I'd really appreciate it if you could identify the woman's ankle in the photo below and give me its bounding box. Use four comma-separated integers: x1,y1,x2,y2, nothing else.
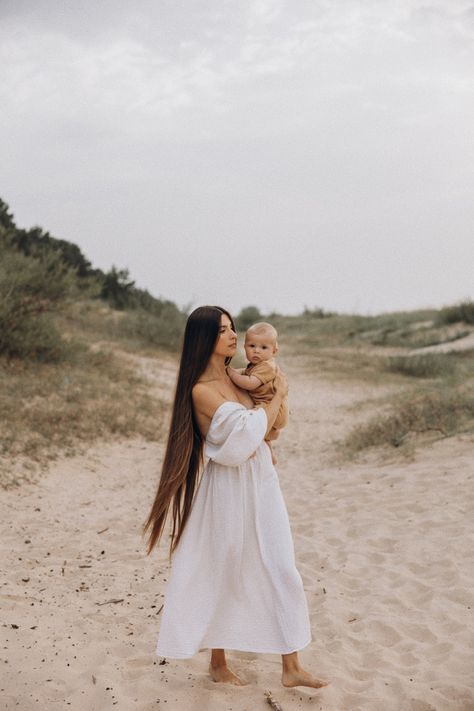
210,661,227,670
281,652,301,672
210,650,227,669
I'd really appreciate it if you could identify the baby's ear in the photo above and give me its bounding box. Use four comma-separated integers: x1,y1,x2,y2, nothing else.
273,342,279,354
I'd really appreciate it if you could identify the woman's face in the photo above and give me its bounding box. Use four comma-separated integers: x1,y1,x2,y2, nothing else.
214,314,237,358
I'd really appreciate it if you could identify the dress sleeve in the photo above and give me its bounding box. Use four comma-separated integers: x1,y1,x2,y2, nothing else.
204,403,267,467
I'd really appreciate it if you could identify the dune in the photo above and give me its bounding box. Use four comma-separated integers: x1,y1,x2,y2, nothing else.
1,353,473,710
410,331,474,355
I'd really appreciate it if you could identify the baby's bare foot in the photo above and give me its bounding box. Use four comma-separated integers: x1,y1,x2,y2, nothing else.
282,668,329,689
209,663,248,685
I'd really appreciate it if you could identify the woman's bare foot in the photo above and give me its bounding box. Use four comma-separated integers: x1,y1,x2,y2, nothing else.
209,663,247,685
281,652,328,690
281,668,329,689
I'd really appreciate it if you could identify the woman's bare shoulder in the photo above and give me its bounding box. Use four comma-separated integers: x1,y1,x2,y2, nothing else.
192,382,226,418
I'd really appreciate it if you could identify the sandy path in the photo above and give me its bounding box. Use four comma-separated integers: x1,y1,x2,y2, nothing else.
1,354,473,711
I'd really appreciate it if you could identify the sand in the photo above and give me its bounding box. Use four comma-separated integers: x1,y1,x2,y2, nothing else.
1,353,473,711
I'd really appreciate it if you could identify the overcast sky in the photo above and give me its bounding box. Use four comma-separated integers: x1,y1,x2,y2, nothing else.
1,0,473,315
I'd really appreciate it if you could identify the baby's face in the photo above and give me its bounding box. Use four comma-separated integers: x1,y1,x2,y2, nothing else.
244,332,277,365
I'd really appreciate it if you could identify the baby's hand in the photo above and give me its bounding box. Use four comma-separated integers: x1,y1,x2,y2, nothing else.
227,367,262,392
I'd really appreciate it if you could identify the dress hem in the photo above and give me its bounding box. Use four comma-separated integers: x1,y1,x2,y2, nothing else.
156,635,312,660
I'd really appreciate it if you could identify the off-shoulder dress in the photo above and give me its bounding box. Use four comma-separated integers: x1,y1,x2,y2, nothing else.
156,401,312,659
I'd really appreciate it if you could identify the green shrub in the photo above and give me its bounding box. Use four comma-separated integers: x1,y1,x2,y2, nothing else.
437,300,474,325
385,354,456,378
99,266,135,309
302,306,334,319
235,305,264,331
1,198,96,278
1,316,65,362
0,246,74,360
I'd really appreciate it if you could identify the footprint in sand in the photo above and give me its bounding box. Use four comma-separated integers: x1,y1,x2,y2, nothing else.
399,622,437,644
398,651,420,667
381,594,412,613
368,552,386,564
435,684,474,703
367,537,397,552
346,525,372,538
444,653,474,676
123,655,155,681
443,587,473,606
414,591,434,608
368,621,402,647
407,561,431,576
341,691,373,708
327,536,344,547
424,640,453,660
409,700,437,711
385,572,405,589
360,650,384,667
350,666,374,681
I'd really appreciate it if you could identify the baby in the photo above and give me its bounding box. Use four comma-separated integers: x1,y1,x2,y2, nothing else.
227,322,288,464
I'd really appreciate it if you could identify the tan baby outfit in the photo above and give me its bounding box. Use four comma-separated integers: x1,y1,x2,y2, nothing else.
244,359,289,435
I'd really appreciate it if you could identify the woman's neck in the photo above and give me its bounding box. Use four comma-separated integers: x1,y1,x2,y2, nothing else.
201,354,227,382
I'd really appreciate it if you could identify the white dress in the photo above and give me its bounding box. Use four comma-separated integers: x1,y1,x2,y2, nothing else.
156,401,312,659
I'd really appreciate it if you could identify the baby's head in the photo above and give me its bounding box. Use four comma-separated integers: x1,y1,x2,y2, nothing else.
244,322,278,365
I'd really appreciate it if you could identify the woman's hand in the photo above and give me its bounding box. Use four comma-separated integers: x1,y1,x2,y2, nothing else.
273,369,289,397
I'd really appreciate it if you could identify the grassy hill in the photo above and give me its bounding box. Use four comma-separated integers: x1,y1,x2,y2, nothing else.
1,197,473,486
0,198,188,486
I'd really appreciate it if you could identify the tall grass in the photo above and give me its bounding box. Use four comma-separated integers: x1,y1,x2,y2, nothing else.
385,354,456,378
120,308,186,351
344,389,474,452
0,346,165,488
58,300,186,353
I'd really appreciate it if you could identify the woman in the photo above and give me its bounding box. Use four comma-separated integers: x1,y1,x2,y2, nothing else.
143,305,327,689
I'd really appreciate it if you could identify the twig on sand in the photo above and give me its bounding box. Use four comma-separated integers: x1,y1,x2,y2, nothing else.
97,527,109,534
264,690,284,710
96,598,124,606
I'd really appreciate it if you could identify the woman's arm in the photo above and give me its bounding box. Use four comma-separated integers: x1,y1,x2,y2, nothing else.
227,366,263,392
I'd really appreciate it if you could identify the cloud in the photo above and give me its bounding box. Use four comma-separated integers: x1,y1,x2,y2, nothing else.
249,0,284,24
0,0,472,313
2,0,471,129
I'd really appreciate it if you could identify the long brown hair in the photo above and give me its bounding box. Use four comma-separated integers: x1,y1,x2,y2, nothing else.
143,305,235,556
